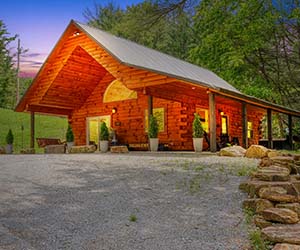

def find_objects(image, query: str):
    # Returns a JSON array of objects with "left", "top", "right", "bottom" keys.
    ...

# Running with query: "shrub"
[
  {"left": 6, "top": 129, "right": 14, "bottom": 144},
  {"left": 100, "top": 122, "right": 109, "bottom": 140},
  {"left": 66, "top": 124, "right": 74, "bottom": 142},
  {"left": 193, "top": 113, "right": 204, "bottom": 138},
  {"left": 148, "top": 115, "right": 159, "bottom": 138}
]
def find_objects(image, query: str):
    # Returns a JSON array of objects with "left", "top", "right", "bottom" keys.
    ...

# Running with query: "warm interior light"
[
  {"left": 220, "top": 111, "right": 224, "bottom": 116},
  {"left": 112, "top": 107, "right": 117, "bottom": 114},
  {"left": 73, "top": 31, "right": 80, "bottom": 36}
]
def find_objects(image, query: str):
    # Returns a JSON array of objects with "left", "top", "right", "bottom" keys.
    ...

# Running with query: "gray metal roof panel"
[{"left": 75, "top": 21, "right": 240, "bottom": 93}]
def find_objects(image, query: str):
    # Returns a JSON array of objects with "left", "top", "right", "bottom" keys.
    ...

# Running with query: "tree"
[
  {"left": 0, "top": 20, "right": 17, "bottom": 109},
  {"left": 189, "top": 0, "right": 300, "bottom": 108}
]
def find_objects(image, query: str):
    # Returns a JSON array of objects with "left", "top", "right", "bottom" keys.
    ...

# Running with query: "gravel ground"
[{"left": 0, "top": 153, "right": 259, "bottom": 250}]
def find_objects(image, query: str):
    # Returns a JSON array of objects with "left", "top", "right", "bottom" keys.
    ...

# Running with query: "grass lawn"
[{"left": 0, "top": 108, "right": 67, "bottom": 153}]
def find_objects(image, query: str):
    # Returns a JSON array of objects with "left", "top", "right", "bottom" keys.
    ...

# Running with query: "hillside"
[{"left": 0, "top": 108, "right": 67, "bottom": 153}]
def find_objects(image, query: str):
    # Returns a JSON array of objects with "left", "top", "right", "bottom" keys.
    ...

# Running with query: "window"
[
  {"left": 195, "top": 108, "right": 209, "bottom": 132},
  {"left": 103, "top": 80, "right": 137, "bottom": 103},
  {"left": 247, "top": 121, "right": 253, "bottom": 138},
  {"left": 221, "top": 116, "right": 228, "bottom": 135},
  {"left": 87, "top": 115, "right": 111, "bottom": 144},
  {"left": 145, "top": 108, "right": 165, "bottom": 132}
]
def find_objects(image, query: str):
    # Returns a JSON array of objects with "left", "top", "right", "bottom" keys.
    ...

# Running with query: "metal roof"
[{"left": 74, "top": 21, "right": 240, "bottom": 93}]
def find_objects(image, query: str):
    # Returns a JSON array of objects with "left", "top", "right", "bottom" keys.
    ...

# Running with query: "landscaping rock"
[
  {"left": 245, "top": 145, "right": 270, "bottom": 158},
  {"left": 253, "top": 215, "right": 273, "bottom": 229},
  {"left": 44, "top": 144, "right": 66, "bottom": 154},
  {"left": 242, "top": 198, "right": 274, "bottom": 212},
  {"left": 262, "top": 223, "right": 300, "bottom": 244},
  {"left": 239, "top": 179, "right": 300, "bottom": 198},
  {"left": 259, "top": 186, "right": 297, "bottom": 203},
  {"left": 253, "top": 166, "right": 290, "bottom": 182},
  {"left": 219, "top": 145, "right": 246, "bottom": 157},
  {"left": 0, "top": 146, "right": 5, "bottom": 154},
  {"left": 276, "top": 204, "right": 300, "bottom": 217},
  {"left": 256, "top": 199, "right": 274, "bottom": 213},
  {"left": 260, "top": 156, "right": 273, "bottom": 168},
  {"left": 268, "top": 150, "right": 283, "bottom": 158},
  {"left": 20, "top": 148, "right": 35, "bottom": 154},
  {"left": 110, "top": 146, "right": 129, "bottom": 153},
  {"left": 261, "top": 208, "right": 299, "bottom": 224},
  {"left": 69, "top": 145, "right": 96, "bottom": 153},
  {"left": 272, "top": 243, "right": 300, "bottom": 250}
]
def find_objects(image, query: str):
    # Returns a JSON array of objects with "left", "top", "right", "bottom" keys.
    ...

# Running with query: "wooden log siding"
[{"left": 18, "top": 23, "right": 267, "bottom": 150}]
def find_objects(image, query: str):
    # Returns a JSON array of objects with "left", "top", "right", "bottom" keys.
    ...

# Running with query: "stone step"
[
  {"left": 272, "top": 243, "right": 300, "bottom": 250},
  {"left": 261, "top": 208, "right": 299, "bottom": 224},
  {"left": 276, "top": 203, "right": 300, "bottom": 218},
  {"left": 259, "top": 186, "right": 298, "bottom": 203},
  {"left": 253, "top": 166, "right": 290, "bottom": 182},
  {"left": 262, "top": 223, "right": 300, "bottom": 245}
]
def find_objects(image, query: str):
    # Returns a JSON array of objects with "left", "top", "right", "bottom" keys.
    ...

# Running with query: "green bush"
[
  {"left": 149, "top": 115, "right": 159, "bottom": 138},
  {"left": 193, "top": 113, "right": 204, "bottom": 138},
  {"left": 100, "top": 122, "right": 109, "bottom": 140},
  {"left": 66, "top": 124, "right": 74, "bottom": 142},
  {"left": 6, "top": 129, "right": 14, "bottom": 144}
]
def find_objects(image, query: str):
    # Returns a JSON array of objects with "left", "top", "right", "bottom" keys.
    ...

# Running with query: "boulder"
[
  {"left": 239, "top": 178, "right": 300, "bottom": 198},
  {"left": 268, "top": 150, "right": 283, "bottom": 158},
  {"left": 261, "top": 208, "right": 299, "bottom": 224},
  {"left": 260, "top": 156, "right": 273, "bottom": 168},
  {"left": 0, "top": 146, "right": 5, "bottom": 154},
  {"left": 242, "top": 198, "right": 274, "bottom": 212},
  {"left": 245, "top": 145, "right": 270, "bottom": 158},
  {"left": 259, "top": 186, "right": 297, "bottom": 203},
  {"left": 110, "top": 146, "right": 129, "bottom": 153},
  {"left": 276, "top": 204, "right": 300, "bottom": 217},
  {"left": 262, "top": 223, "right": 300, "bottom": 244},
  {"left": 272, "top": 243, "right": 300, "bottom": 250},
  {"left": 253, "top": 215, "right": 273, "bottom": 229},
  {"left": 219, "top": 145, "right": 246, "bottom": 157},
  {"left": 253, "top": 166, "right": 290, "bottom": 182},
  {"left": 271, "top": 156, "right": 296, "bottom": 174},
  {"left": 44, "top": 144, "right": 66, "bottom": 154},
  {"left": 69, "top": 145, "right": 96, "bottom": 153},
  {"left": 256, "top": 199, "right": 274, "bottom": 213}
]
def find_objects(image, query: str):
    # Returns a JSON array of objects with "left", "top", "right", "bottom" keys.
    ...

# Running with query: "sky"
[{"left": 2, "top": 0, "right": 143, "bottom": 77}]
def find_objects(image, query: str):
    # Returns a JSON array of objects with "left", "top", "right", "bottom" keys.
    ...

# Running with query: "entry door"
[
  {"left": 86, "top": 116, "right": 111, "bottom": 145},
  {"left": 221, "top": 115, "right": 228, "bottom": 135}
]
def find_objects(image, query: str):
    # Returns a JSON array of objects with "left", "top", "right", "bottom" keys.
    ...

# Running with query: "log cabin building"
[{"left": 15, "top": 20, "right": 300, "bottom": 152}]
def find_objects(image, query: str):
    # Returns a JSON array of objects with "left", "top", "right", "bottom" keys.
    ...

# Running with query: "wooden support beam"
[
  {"left": 242, "top": 102, "right": 248, "bottom": 148},
  {"left": 267, "top": 109, "right": 273, "bottom": 149},
  {"left": 288, "top": 114, "right": 293, "bottom": 150},
  {"left": 148, "top": 95, "right": 153, "bottom": 131},
  {"left": 209, "top": 92, "right": 217, "bottom": 152},
  {"left": 30, "top": 111, "right": 35, "bottom": 149}
]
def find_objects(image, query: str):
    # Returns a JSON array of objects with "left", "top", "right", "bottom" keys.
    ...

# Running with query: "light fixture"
[
  {"left": 220, "top": 111, "right": 224, "bottom": 116},
  {"left": 112, "top": 107, "right": 117, "bottom": 114},
  {"left": 73, "top": 31, "right": 80, "bottom": 36},
  {"left": 192, "top": 87, "right": 196, "bottom": 90}
]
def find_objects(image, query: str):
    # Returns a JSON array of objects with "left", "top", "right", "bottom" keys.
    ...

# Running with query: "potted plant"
[
  {"left": 192, "top": 113, "right": 204, "bottom": 152},
  {"left": 148, "top": 115, "right": 159, "bottom": 151},
  {"left": 6, "top": 129, "right": 14, "bottom": 154},
  {"left": 99, "top": 122, "right": 109, "bottom": 152},
  {"left": 66, "top": 124, "right": 74, "bottom": 150}
]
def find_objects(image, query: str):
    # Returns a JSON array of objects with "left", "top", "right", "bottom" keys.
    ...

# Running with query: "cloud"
[{"left": 21, "top": 52, "right": 48, "bottom": 58}]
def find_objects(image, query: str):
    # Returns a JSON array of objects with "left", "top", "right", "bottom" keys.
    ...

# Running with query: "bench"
[{"left": 36, "top": 138, "right": 66, "bottom": 153}]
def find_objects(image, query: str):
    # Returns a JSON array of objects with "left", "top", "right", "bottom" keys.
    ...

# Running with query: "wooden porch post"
[
  {"left": 267, "top": 108, "right": 273, "bottom": 149},
  {"left": 30, "top": 111, "right": 35, "bottom": 149},
  {"left": 148, "top": 95, "right": 153, "bottom": 128},
  {"left": 242, "top": 102, "right": 248, "bottom": 148},
  {"left": 288, "top": 114, "right": 293, "bottom": 150},
  {"left": 209, "top": 92, "right": 217, "bottom": 152}
]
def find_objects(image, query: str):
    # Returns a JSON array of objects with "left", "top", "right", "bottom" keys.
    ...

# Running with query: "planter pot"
[
  {"left": 66, "top": 142, "right": 74, "bottom": 153},
  {"left": 149, "top": 138, "right": 159, "bottom": 151},
  {"left": 193, "top": 138, "right": 203, "bottom": 152},
  {"left": 99, "top": 140, "right": 109, "bottom": 153},
  {"left": 6, "top": 144, "right": 13, "bottom": 154}
]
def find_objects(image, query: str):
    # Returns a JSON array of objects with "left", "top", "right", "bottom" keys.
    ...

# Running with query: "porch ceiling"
[{"left": 38, "top": 46, "right": 107, "bottom": 110}]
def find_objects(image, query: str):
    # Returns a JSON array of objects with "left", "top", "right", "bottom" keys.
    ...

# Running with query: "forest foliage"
[{"left": 84, "top": 0, "right": 300, "bottom": 109}]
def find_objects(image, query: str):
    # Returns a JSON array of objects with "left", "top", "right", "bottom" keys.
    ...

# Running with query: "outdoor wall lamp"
[
  {"left": 218, "top": 109, "right": 224, "bottom": 116},
  {"left": 112, "top": 107, "right": 117, "bottom": 114}
]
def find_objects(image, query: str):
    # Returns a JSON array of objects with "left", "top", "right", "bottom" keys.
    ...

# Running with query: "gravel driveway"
[{"left": 0, "top": 153, "right": 258, "bottom": 250}]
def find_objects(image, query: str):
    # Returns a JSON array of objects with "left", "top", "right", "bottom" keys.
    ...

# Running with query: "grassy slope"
[{"left": 0, "top": 108, "right": 67, "bottom": 153}]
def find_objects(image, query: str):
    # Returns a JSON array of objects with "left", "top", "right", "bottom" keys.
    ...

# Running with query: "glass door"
[{"left": 86, "top": 115, "right": 111, "bottom": 145}]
